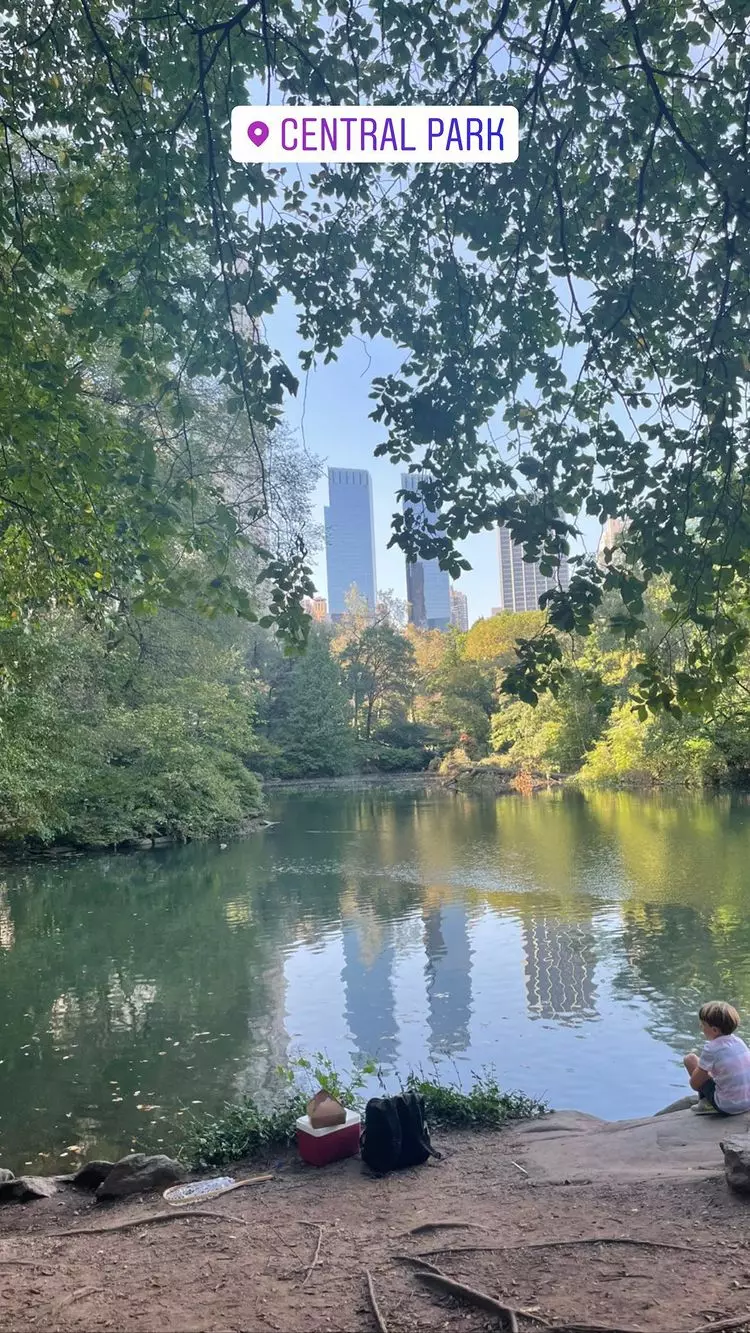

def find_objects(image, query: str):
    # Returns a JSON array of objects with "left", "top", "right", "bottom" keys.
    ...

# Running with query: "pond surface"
[{"left": 2, "top": 785, "right": 750, "bottom": 1172}]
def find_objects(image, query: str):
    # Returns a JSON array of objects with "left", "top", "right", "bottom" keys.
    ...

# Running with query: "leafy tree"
[
  {"left": 338, "top": 623, "right": 418, "bottom": 741},
  {"left": 578, "top": 703, "right": 728, "bottom": 788},
  {"left": 0, "top": 609, "right": 263, "bottom": 847},
  {"left": 422, "top": 635, "right": 496, "bottom": 756},
  {"left": 492, "top": 671, "right": 612, "bottom": 774},
  {"left": 263, "top": 631, "right": 355, "bottom": 777},
  {"left": 464, "top": 613, "right": 546, "bottom": 669},
  {"left": 4, "top": 2, "right": 750, "bottom": 698}
]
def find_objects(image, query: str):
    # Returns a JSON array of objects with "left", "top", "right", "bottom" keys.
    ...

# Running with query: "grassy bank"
[{"left": 177, "top": 1059, "right": 548, "bottom": 1170}]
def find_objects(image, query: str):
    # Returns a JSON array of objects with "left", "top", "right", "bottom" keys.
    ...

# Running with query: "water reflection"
[
  {"left": 2, "top": 787, "right": 750, "bottom": 1169},
  {"left": 521, "top": 916, "right": 598, "bottom": 1025},
  {"left": 423, "top": 904, "right": 472, "bottom": 1055}
]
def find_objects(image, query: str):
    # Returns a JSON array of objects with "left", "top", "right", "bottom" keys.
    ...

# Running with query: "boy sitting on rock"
[{"left": 684, "top": 1001, "right": 750, "bottom": 1116}]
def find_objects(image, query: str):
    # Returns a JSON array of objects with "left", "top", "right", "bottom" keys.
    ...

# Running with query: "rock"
[
  {"left": 0, "top": 1168, "right": 14, "bottom": 1183},
  {"left": 720, "top": 1136, "right": 750, "bottom": 1193},
  {"left": 95, "top": 1153, "right": 185, "bottom": 1201},
  {"left": 0, "top": 1175, "right": 57, "bottom": 1203},
  {"left": 70, "top": 1160, "right": 116, "bottom": 1191},
  {"left": 654, "top": 1095, "right": 699, "bottom": 1116}
]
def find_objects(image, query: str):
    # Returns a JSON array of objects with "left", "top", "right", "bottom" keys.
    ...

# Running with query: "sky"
[{"left": 266, "top": 296, "right": 601, "bottom": 625}]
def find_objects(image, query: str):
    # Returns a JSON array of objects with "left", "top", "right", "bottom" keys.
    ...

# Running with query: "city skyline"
[{"left": 318, "top": 462, "right": 607, "bottom": 626}]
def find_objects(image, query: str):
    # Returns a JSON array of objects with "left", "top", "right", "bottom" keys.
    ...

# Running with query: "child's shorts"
[{"left": 699, "top": 1079, "right": 730, "bottom": 1115}]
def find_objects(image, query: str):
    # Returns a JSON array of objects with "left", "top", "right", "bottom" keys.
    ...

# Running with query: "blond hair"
[{"left": 699, "top": 1001, "right": 740, "bottom": 1035}]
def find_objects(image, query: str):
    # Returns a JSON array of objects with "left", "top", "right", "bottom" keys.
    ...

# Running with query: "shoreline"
[
  {"left": 1, "top": 1107, "right": 746, "bottom": 1333},
  {"left": 4, "top": 773, "right": 749, "bottom": 862}
]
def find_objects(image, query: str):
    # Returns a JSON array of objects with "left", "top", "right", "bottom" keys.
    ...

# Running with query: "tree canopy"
[{"left": 3, "top": 1, "right": 750, "bottom": 699}]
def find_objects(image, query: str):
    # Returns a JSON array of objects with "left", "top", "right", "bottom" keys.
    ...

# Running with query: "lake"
[{"left": 2, "top": 784, "right": 750, "bottom": 1173}]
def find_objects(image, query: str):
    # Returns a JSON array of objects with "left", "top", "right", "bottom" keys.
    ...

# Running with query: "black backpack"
[{"left": 360, "top": 1092, "right": 441, "bottom": 1174}]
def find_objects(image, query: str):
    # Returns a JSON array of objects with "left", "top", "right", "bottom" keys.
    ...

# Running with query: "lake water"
[{"left": 2, "top": 784, "right": 750, "bottom": 1173}]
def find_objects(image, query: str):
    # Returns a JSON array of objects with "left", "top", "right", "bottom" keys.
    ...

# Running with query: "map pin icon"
[{"left": 247, "top": 120, "right": 270, "bottom": 147}]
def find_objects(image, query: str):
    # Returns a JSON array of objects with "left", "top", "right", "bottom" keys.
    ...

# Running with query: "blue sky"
[{"left": 268, "top": 297, "right": 601, "bottom": 624}]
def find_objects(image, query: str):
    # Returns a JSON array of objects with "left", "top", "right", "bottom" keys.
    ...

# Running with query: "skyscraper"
[
  {"left": 324, "top": 469, "right": 377, "bottom": 619},
  {"left": 450, "top": 586, "right": 469, "bottom": 632},
  {"left": 596, "top": 517, "right": 629, "bottom": 570},
  {"left": 496, "top": 525, "right": 570, "bottom": 612},
  {"left": 401, "top": 473, "right": 451, "bottom": 630}
]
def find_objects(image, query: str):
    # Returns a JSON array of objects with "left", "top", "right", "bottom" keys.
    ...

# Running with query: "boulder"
[
  {"left": 70, "top": 1160, "right": 116, "bottom": 1191},
  {"left": 0, "top": 1175, "right": 57, "bottom": 1203},
  {"left": 95, "top": 1153, "right": 185, "bottom": 1201},
  {"left": 0, "top": 1169, "right": 14, "bottom": 1184},
  {"left": 720, "top": 1136, "right": 750, "bottom": 1193}
]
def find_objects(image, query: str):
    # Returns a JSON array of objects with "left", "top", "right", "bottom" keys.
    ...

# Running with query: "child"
[{"left": 683, "top": 1001, "right": 750, "bottom": 1115}]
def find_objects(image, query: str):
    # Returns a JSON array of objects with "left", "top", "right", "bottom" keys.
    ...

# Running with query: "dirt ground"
[{"left": 1, "top": 1123, "right": 750, "bottom": 1333}]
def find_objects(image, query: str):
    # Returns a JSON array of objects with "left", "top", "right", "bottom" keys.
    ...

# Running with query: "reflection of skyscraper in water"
[
  {"left": 236, "top": 951, "right": 290, "bottom": 1106},
  {"left": 0, "top": 886, "right": 14, "bottom": 951},
  {"left": 423, "top": 904, "right": 472, "bottom": 1055},
  {"left": 522, "top": 917, "right": 598, "bottom": 1024},
  {"left": 342, "top": 914, "right": 399, "bottom": 1068}
]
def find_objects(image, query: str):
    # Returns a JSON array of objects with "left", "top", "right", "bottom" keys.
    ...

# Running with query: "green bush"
[
  {"left": 579, "top": 703, "right": 728, "bottom": 787},
  {"left": 407, "top": 1071, "right": 548, "bottom": 1130},
  {"left": 177, "top": 1058, "right": 547, "bottom": 1170},
  {"left": 364, "top": 743, "right": 430, "bottom": 772},
  {"left": 0, "top": 611, "right": 264, "bottom": 847}
]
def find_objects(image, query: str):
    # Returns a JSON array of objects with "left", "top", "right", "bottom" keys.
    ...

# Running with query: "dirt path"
[{"left": 1, "top": 1124, "right": 750, "bottom": 1332}]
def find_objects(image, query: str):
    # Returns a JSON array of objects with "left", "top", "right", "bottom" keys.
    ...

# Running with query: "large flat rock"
[{"left": 511, "top": 1108, "right": 750, "bottom": 1183}]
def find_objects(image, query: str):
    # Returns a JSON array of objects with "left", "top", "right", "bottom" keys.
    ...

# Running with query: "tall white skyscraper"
[
  {"left": 596, "top": 517, "right": 629, "bottom": 570},
  {"left": 324, "top": 468, "right": 377, "bottom": 619},
  {"left": 496, "top": 525, "right": 570, "bottom": 612},
  {"left": 450, "top": 586, "right": 469, "bottom": 632},
  {"left": 401, "top": 473, "right": 451, "bottom": 630}
]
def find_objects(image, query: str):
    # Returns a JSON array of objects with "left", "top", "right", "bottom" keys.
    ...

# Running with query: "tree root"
[
  {"left": 411, "top": 1260, "right": 750, "bottom": 1333},
  {"left": 301, "top": 1222, "right": 323, "bottom": 1286},
  {"left": 46, "top": 1209, "right": 247, "bottom": 1237},
  {"left": 0, "top": 1259, "right": 54, "bottom": 1271},
  {"left": 54, "top": 1286, "right": 104, "bottom": 1312},
  {"left": 415, "top": 1268, "right": 520, "bottom": 1331},
  {"left": 406, "top": 1221, "right": 488, "bottom": 1236},
  {"left": 416, "top": 1235, "right": 693, "bottom": 1259},
  {"left": 395, "top": 1254, "right": 444, "bottom": 1275},
  {"left": 365, "top": 1270, "right": 389, "bottom": 1333}
]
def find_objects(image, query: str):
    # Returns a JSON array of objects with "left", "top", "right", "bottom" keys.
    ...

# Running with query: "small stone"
[
  {"left": 721, "top": 1137, "right": 750, "bottom": 1194},
  {"left": 95, "top": 1153, "right": 185, "bottom": 1201},
  {"left": 0, "top": 1175, "right": 57, "bottom": 1203}
]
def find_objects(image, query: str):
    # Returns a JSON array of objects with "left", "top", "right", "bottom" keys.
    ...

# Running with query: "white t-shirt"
[{"left": 698, "top": 1034, "right": 750, "bottom": 1113}]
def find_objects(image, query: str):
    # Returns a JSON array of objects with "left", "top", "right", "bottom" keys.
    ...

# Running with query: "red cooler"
[{"left": 295, "top": 1109, "right": 361, "bottom": 1166}]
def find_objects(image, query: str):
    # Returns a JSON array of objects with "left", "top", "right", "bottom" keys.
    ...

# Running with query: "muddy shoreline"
[{"left": 1, "top": 1110, "right": 747, "bottom": 1333}]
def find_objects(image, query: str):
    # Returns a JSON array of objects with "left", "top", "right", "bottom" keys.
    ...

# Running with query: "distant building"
[
  {"left": 324, "top": 469, "right": 377, "bottom": 620},
  {"left": 450, "top": 587, "right": 469, "bottom": 632},
  {"left": 496, "top": 525, "right": 570, "bottom": 613},
  {"left": 401, "top": 473, "right": 451, "bottom": 630},
  {"left": 596, "top": 517, "right": 629, "bottom": 570},
  {"left": 302, "top": 595, "right": 329, "bottom": 622}
]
